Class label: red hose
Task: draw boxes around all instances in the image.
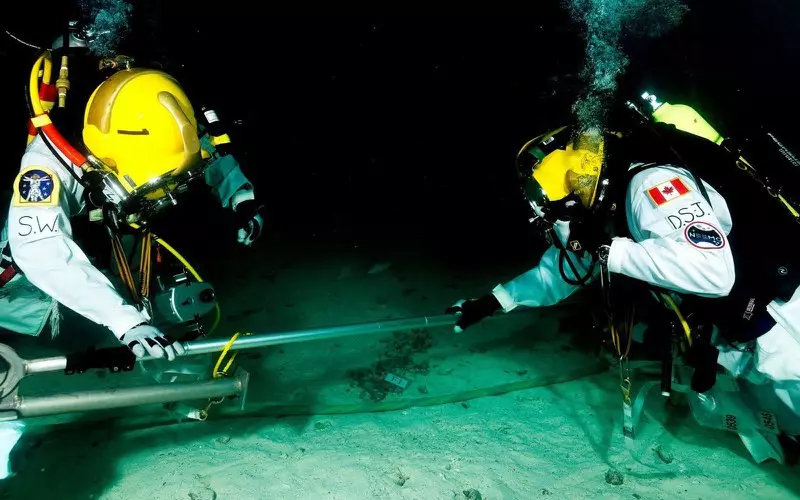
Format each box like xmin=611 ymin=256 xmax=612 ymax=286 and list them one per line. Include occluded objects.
xmin=40 ymin=123 xmax=88 ymax=167
xmin=27 ymin=56 xmax=88 ymax=168
xmin=39 ymin=83 xmax=57 ymax=103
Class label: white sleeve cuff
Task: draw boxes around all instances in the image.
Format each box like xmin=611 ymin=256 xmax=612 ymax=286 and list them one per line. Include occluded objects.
xmin=109 ymin=308 xmax=150 ymax=339
xmin=607 ymin=237 xmax=634 ymax=275
xmin=231 ymin=188 xmax=255 ymax=211
xmin=492 ymin=284 xmax=518 ymax=313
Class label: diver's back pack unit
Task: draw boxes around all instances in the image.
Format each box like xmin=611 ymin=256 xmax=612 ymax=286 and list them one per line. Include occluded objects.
xmin=626 ymin=93 xmax=800 ymax=344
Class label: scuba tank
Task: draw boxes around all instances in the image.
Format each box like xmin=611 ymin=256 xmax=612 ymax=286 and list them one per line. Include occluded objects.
xmin=642 ymin=92 xmax=723 ymax=145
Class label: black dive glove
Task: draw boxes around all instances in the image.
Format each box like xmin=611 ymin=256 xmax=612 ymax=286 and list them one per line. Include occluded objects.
xmin=446 ymin=294 xmax=502 ymax=333
xmin=234 ymin=199 xmax=265 ymax=247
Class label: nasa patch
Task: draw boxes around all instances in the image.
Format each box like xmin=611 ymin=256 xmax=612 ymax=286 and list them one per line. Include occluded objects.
xmin=684 ymin=221 xmax=725 ymax=250
xmin=12 ymin=166 xmax=60 ymax=208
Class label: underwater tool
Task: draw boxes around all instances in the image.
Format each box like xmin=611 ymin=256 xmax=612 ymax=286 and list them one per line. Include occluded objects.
xmin=150 ymin=270 xmax=217 ymax=331
xmin=0 ymin=310 xmax=544 ymax=420
xmin=112 ymin=223 xmax=220 ymax=339
xmin=0 ymin=343 xmax=249 ymax=421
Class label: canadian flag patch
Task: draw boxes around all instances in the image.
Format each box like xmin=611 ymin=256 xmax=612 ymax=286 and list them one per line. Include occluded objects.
xmin=646 ymin=177 xmax=690 ymax=206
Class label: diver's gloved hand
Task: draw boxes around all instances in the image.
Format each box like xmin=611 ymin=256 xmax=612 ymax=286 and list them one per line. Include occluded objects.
xmin=234 ymin=199 xmax=265 ymax=247
xmin=119 ymin=324 xmax=185 ymax=361
xmin=446 ymin=294 xmax=502 ymax=333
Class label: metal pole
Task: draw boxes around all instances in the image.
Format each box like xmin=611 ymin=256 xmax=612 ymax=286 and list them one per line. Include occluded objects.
xmin=0 ymin=307 xmax=552 ymax=419
xmin=13 ymin=374 xmax=244 ymax=418
xmin=181 ymin=313 xmax=457 ymax=357
xmin=26 ymin=356 xmax=67 ymax=374
xmin=15 ymin=313 xmax=458 ymax=376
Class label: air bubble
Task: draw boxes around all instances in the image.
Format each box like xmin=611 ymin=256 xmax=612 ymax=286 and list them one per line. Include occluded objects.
xmin=564 ymin=0 xmax=689 ymax=132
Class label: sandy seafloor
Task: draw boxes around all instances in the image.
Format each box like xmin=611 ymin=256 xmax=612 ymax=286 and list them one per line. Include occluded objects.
xmin=0 ymin=239 xmax=799 ymax=500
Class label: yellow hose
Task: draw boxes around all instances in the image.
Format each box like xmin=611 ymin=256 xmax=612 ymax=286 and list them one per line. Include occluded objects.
xmin=213 ymin=332 xmax=245 ymax=379
xmin=661 ymin=293 xmax=692 ymax=347
xmin=42 ymin=53 xmax=52 ymax=84
xmin=129 ymin=223 xmax=221 ymax=334
xmin=29 ymin=54 xmax=47 ymax=116
xmin=778 ymin=194 xmax=800 ymax=219
xmin=131 ymin=224 xmax=201 ymax=281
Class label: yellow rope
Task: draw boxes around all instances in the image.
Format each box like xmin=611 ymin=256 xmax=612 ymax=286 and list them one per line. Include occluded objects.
xmin=138 ymin=231 xmax=152 ymax=299
xmin=111 ymin=233 xmax=139 ymax=304
xmin=213 ymin=332 xmax=250 ymax=379
xmin=605 ymin=300 xmax=635 ymax=408
xmin=608 ymin=305 xmax=634 ymax=358
xmin=620 ymin=369 xmax=633 ymax=406
xmin=188 ymin=331 xmax=251 ymax=419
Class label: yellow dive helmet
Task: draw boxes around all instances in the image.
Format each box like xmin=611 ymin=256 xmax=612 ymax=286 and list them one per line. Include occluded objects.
xmin=516 ymin=126 xmax=606 ymax=220
xmin=82 ymin=68 xmax=201 ymax=198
